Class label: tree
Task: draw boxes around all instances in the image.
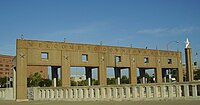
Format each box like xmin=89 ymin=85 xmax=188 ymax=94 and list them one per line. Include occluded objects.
xmin=121 ymin=75 xmax=129 ymax=84
xmin=92 ymin=79 xmax=99 ymax=85
xmin=78 ymin=80 xmax=87 ymax=86
xmin=71 ymin=80 xmax=77 ymax=86
xmin=137 ymin=73 xmax=154 ymax=83
xmin=38 ymin=79 xmax=52 ymax=87
xmin=0 ymin=77 xmax=7 ymax=88
xmin=107 ymin=78 xmax=115 ymax=85
xmin=28 ymin=72 xmax=42 ymax=87
xmin=194 ymin=69 xmax=200 ymax=80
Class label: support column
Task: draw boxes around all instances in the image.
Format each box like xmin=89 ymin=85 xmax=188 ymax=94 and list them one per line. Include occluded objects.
xmin=185 ymin=48 xmax=193 ymax=81
xmin=156 ymin=67 xmax=162 ymax=83
xmin=16 ymin=48 xmax=28 ymax=101
xmin=86 ymin=67 xmax=92 ymax=86
xmin=61 ymin=51 xmax=70 ymax=87
xmin=168 ymin=69 xmax=172 ymax=82
xmin=13 ymin=67 xmax=16 ymax=100
xmin=139 ymin=68 xmax=145 ymax=83
xmin=99 ymin=53 xmax=107 ymax=86
xmin=162 ymin=69 xmax=167 ymax=83
xmin=130 ymin=56 xmax=137 ymax=85
xmin=178 ymin=57 xmax=183 ymax=82
xmin=114 ymin=67 xmax=121 ymax=85
xmin=52 ymin=67 xmax=58 ymax=87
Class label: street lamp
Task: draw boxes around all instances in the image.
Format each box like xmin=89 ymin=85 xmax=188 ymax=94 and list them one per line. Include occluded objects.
xmin=167 ymin=41 xmax=179 ymax=50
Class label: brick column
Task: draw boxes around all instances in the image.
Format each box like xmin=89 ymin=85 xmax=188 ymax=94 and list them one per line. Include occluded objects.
xmin=99 ymin=53 xmax=107 ymax=86
xmin=61 ymin=51 xmax=70 ymax=87
xmin=16 ymin=48 xmax=28 ymax=101
xmin=130 ymin=56 xmax=137 ymax=85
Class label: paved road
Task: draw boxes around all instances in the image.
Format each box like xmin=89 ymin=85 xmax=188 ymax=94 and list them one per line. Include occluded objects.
xmin=1 ymin=100 xmax=200 ymax=105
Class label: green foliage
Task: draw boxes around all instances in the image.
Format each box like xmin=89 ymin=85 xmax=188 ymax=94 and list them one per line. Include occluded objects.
xmin=171 ymin=70 xmax=177 ymax=78
xmin=27 ymin=72 xmax=54 ymax=87
xmin=38 ymin=79 xmax=52 ymax=87
xmin=27 ymin=72 xmax=42 ymax=87
xmin=71 ymin=80 xmax=77 ymax=86
xmin=121 ymin=75 xmax=129 ymax=84
xmin=0 ymin=77 xmax=7 ymax=88
xmin=92 ymin=79 xmax=99 ymax=85
xmin=137 ymin=73 xmax=154 ymax=83
xmin=78 ymin=80 xmax=87 ymax=86
xmin=58 ymin=79 xmax=62 ymax=86
xmin=70 ymin=79 xmax=98 ymax=86
xmin=194 ymin=69 xmax=200 ymax=80
xmin=107 ymin=78 xmax=115 ymax=85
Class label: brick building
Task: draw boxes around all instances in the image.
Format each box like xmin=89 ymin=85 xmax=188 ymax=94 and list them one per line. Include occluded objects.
xmin=0 ymin=54 xmax=14 ymax=78
xmin=0 ymin=54 xmax=48 ymax=78
xmin=27 ymin=66 xmax=48 ymax=79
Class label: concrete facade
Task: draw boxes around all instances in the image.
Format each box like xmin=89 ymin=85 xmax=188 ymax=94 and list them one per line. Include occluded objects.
xmin=16 ymin=39 xmax=183 ymax=101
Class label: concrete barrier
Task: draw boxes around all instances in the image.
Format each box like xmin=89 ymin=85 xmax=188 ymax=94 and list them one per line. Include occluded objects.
xmin=29 ymin=82 xmax=200 ymax=101
xmin=0 ymin=88 xmax=14 ymax=100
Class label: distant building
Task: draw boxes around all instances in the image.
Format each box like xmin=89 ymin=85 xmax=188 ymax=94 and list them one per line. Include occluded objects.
xmin=27 ymin=66 xmax=48 ymax=79
xmin=0 ymin=54 xmax=15 ymax=78
xmin=182 ymin=62 xmax=198 ymax=80
xmin=0 ymin=54 xmax=48 ymax=79
xmin=70 ymin=75 xmax=86 ymax=82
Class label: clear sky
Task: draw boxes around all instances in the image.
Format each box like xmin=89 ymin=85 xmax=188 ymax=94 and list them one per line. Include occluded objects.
xmin=0 ymin=0 xmax=200 ymax=65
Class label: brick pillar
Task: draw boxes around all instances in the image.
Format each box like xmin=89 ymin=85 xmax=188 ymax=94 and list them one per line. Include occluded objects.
xmin=185 ymin=48 xmax=193 ymax=81
xmin=130 ymin=56 xmax=137 ymax=85
xmin=177 ymin=55 xmax=183 ymax=82
xmin=61 ymin=51 xmax=70 ymax=87
xmin=156 ymin=67 xmax=162 ymax=83
xmin=99 ymin=53 xmax=107 ymax=86
xmin=16 ymin=48 xmax=28 ymax=101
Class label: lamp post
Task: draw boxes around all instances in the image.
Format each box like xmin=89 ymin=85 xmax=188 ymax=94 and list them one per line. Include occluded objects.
xmin=167 ymin=41 xmax=179 ymax=50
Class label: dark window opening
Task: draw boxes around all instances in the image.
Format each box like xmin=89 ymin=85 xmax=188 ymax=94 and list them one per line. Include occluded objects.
xmin=41 ymin=52 xmax=48 ymax=59
xmin=168 ymin=59 xmax=172 ymax=64
xmin=82 ymin=54 xmax=88 ymax=62
xmin=144 ymin=57 xmax=149 ymax=63
xmin=115 ymin=56 xmax=121 ymax=62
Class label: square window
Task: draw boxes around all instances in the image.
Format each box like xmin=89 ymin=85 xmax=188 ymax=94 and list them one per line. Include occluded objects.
xmin=168 ymin=59 xmax=172 ymax=64
xmin=41 ymin=52 xmax=48 ymax=59
xmin=194 ymin=62 xmax=197 ymax=66
xmin=115 ymin=56 xmax=121 ymax=62
xmin=82 ymin=54 xmax=88 ymax=62
xmin=144 ymin=57 xmax=149 ymax=63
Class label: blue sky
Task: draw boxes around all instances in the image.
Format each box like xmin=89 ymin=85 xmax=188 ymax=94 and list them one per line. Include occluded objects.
xmin=1 ymin=0 xmax=200 ymax=65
